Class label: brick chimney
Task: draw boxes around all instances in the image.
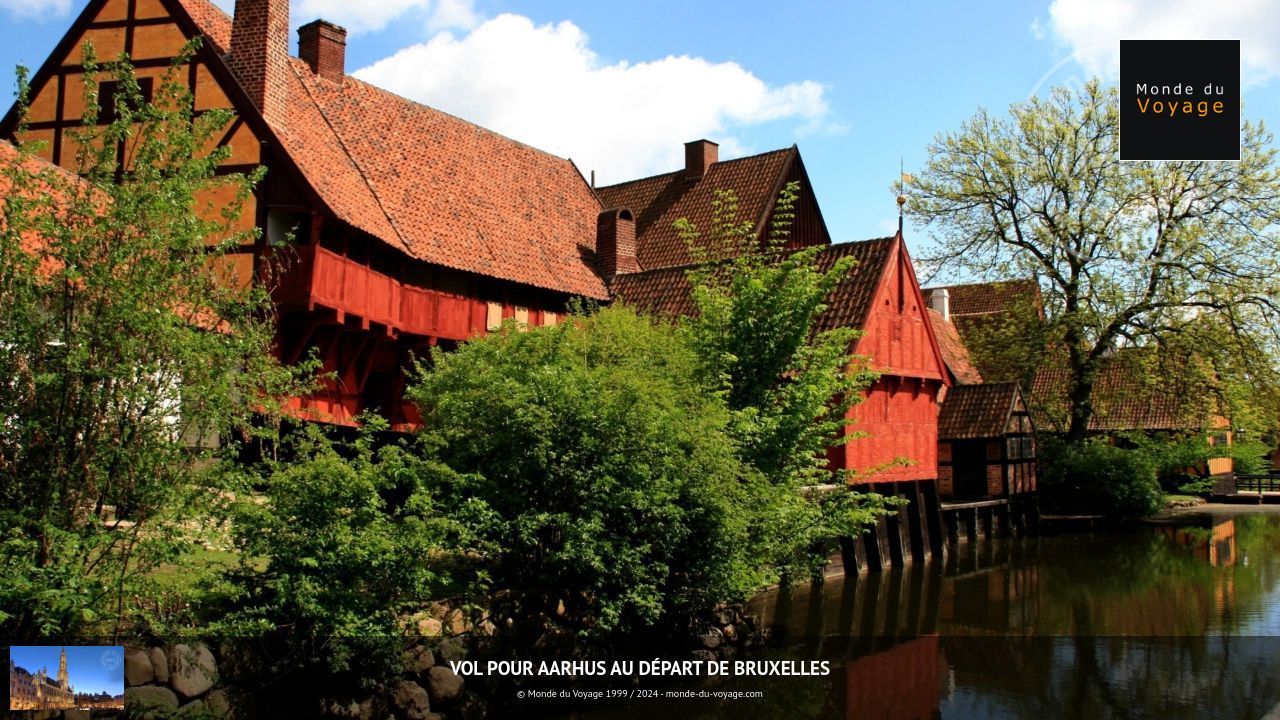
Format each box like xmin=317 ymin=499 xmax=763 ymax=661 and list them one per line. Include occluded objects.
xmin=597 ymin=209 xmax=639 ymax=279
xmin=298 ymin=20 xmax=347 ymax=82
xmin=684 ymin=139 xmax=718 ymax=178
xmin=229 ymin=0 xmax=290 ymax=128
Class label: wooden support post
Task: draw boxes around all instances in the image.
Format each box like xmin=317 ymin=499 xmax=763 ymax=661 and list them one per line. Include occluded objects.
xmin=886 ymin=508 xmax=907 ymax=568
xmin=964 ymin=508 xmax=978 ymax=542
xmin=905 ymin=481 xmax=928 ymax=563
xmin=924 ymin=482 xmax=946 ymax=559
xmin=838 ymin=536 xmax=864 ymax=576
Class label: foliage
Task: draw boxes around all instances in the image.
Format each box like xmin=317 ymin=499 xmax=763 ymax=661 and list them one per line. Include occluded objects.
xmin=1228 ymin=439 xmax=1272 ymax=476
xmin=212 ymin=423 xmax=453 ymax=681
xmin=0 ymin=45 xmax=301 ymax=641
xmin=677 ymin=181 xmax=893 ymax=580
xmin=1038 ymin=438 xmax=1163 ymax=518
xmin=907 ymin=80 xmax=1280 ymax=442
xmin=407 ymin=306 xmax=759 ymax=641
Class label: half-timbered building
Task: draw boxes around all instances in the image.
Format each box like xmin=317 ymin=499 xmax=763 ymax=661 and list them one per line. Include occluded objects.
xmin=1 ymin=0 xmax=608 ymax=428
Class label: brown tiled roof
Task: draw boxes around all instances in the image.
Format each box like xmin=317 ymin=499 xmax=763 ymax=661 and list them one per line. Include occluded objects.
xmin=596 ymin=149 xmax=794 ymax=270
xmin=810 ymin=238 xmax=896 ymax=333
xmin=175 ymin=0 xmax=608 ymax=299
xmin=928 ymin=308 xmax=983 ymax=385
xmin=612 ymin=237 xmax=897 ymax=333
xmin=923 ymin=279 xmax=1041 ymax=317
xmin=938 ymin=383 xmax=1020 ymax=440
xmin=1028 ymin=356 xmax=1211 ymax=433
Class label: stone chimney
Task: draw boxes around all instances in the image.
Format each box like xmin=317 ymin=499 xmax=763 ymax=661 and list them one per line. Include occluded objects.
xmin=229 ymin=0 xmax=290 ymax=128
xmin=684 ymin=139 xmax=718 ymax=178
xmin=597 ymin=209 xmax=639 ymax=279
xmin=298 ymin=20 xmax=347 ymax=82
xmin=929 ymin=288 xmax=950 ymax=322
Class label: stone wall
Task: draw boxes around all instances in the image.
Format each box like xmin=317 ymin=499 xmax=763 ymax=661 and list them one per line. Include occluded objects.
xmin=123 ymin=644 xmax=229 ymax=718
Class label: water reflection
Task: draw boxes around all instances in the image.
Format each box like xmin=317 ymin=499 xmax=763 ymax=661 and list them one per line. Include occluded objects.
xmin=558 ymin=514 xmax=1280 ymax=719
xmin=745 ymin=512 xmax=1280 ymax=719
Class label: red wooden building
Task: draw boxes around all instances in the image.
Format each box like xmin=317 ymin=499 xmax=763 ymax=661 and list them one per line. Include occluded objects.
xmin=598 ymin=143 xmax=951 ymax=486
xmin=2 ymin=0 xmax=610 ymax=429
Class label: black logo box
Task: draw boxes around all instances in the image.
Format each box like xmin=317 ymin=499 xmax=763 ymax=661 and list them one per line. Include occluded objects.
xmin=1120 ymin=39 xmax=1240 ymax=161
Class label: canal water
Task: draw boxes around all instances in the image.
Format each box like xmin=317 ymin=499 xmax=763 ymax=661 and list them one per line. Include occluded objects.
xmin=563 ymin=510 xmax=1280 ymax=719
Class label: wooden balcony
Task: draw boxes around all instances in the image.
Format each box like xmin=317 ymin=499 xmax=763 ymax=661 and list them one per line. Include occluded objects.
xmin=270 ymin=244 xmax=483 ymax=340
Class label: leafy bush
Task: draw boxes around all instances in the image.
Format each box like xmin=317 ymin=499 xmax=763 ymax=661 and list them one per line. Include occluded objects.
xmin=1038 ymin=439 xmax=1163 ymax=518
xmin=214 ymin=425 xmax=452 ymax=681
xmin=408 ymin=306 xmax=759 ymax=641
xmin=1229 ymin=440 xmax=1272 ymax=475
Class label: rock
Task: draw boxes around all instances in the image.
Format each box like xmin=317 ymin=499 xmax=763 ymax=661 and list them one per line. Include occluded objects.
xmin=126 ymin=684 xmax=180 ymax=712
xmin=418 ymin=617 xmax=444 ymax=637
xmin=426 ymin=666 xmax=464 ymax=704
xmin=435 ymin=637 xmax=467 ymax=664
xmin=391 ymin=680 xmax=432 ymax=719
xmin=149 ymin=647 xmax=170 ymax=684
xmin=691 ymin=650 xmax=717 ymax=664
xmin=177 ymin=699 xmax=206 ymax=716
xmin=64 ymin=710 xmax=90 ymax=720
xmin=404 ymin=645 xmax=436 ymax=674
xmin=124 ymin=646 xmax=154 ymax=686
xmin=168 ymin=643 xmax=217 ymax=700
xmin=699 ymin=627 xmax=724 ymax=649
xmin=205 ymin=689 xmax=231 ymax=716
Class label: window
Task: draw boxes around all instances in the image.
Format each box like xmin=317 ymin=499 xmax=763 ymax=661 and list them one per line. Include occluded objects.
xmin=97 ymin=78 xmax=153 ymax=124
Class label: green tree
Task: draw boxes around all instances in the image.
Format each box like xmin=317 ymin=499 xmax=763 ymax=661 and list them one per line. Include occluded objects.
xmin=0 ymin=45 xmax=299 ymax=641
xmin=406 ymin=306 xmax=759 ymax=641
xmin=906 ymin=81 xmax=1280 ymax=443
xmin=677 ymin=181 xmax=891 ymax=580
xmin=214 ymin=423 xmax=452 ymax=681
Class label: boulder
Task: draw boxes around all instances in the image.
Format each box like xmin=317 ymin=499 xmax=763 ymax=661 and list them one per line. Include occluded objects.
xmin=699 ymin=627 xmax=724 ymax=649
xmin=168 ymin=643 xmax=217 ymax=700
xmin=435 ymin=637 xmax=467 ymax=664
xmin=124 ymin=646 xmax=154 ymax=686
xmin=177 ymin=699 xmax=206 ymax=716
xmin=426 ymin=666 xmax=464 ymax=704
xmin=403 ymin=645 xmax=436 ymax=674
xmin=149 ymin=647 xmax=170 ymax=684
xmin=126 ymin=684 xmax=180 ymax=712
xmin=205 ymin=689 xmax=232 ymax=717
xmin=391 ymin=680 xmax=432 ymax=720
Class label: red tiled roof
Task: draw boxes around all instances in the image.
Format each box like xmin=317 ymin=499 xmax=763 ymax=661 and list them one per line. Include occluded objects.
xmin=596 ymin=149 xmax=794 ymax=270
xmin=938 ymin=383 xmax=1020 ymax=440
xmin=176 ymin=0 xmax=231 ymax=53
xmin=928 ymin=308 xmax=983 ymax=385
xmin=1028 ymin=355 xmax=1212 ymax=433
xmin=923 ymin=279 xmax=1042 ymax=317
xmin=175 ymin=0 xmax=608 ymax=299
xmin=612 ymin=238 xmax=898 ymax=335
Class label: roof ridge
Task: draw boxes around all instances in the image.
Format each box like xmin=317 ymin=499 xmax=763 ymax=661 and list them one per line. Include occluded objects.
xmin=288 ymin=61 xmax=413 ymax=256
xmin=596 ymin=147 xmax=794 ymax=191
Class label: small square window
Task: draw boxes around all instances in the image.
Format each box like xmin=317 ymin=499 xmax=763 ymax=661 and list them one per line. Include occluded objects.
xmin=98 ymin=78 xmax=153 ymax=124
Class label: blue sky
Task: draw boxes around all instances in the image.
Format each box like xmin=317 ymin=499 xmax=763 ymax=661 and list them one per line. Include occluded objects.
xmin=2 ymin=0 xmax=1277 ymax=277
xmin=9 ymin=645 xmax=124 ymax=695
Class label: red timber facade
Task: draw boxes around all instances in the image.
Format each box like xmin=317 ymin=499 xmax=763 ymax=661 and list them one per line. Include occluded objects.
xmin=600 ymin=145 xmax=951 ymax=485
xmin=2 ymin=0 xmax=608 ymax=428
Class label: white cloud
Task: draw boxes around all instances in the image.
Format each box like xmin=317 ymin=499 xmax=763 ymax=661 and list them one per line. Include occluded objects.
xmin=426 ymin=0 xmax=478 ymax=32
xmin=1045 ymin=0 xmax=1280 ymax=85
xmin=0 ymin=0 xmax=71 ymax=20
xmin=353 ymin=13 xmax=832 ymax=185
